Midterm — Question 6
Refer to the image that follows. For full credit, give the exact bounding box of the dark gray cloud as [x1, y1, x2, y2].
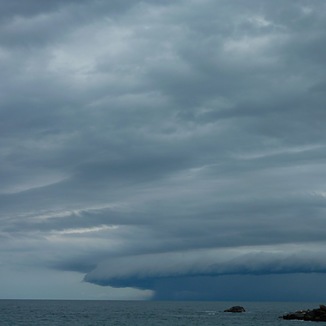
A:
[1, 0, 326, 300]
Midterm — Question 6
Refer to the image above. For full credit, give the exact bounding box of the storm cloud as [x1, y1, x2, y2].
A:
[1, 0, 326, 300]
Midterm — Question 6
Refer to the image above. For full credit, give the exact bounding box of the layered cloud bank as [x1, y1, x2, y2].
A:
[1, 0, 326, 300]
[85, 244, 326, 286]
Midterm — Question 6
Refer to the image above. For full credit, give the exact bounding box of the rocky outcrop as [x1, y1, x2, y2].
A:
[281, 305, 326, 322]
[224, 306, 245, 313]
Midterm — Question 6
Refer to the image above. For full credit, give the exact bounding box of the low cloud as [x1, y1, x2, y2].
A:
[84, 244, 326, 286]
[1, 0, 326, 300]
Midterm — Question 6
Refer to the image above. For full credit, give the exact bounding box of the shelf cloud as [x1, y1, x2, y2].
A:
[1, 0, 326, 300]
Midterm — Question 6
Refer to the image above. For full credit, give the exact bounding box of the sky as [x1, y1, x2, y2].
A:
[1, 0, 326, 301]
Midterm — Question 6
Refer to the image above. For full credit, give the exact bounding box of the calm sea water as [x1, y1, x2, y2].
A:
[0, 300, 323, 325]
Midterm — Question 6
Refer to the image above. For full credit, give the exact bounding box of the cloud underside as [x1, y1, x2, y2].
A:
[83, 244, 326, 290]
[1, 0, 326, 299]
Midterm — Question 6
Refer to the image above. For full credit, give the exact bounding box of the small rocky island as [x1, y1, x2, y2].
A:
[281, 304, 326, 322]
[224, 306, 246, 313]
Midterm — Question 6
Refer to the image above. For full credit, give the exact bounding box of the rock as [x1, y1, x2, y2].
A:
[281, 305, 326, 322]
[224, 306, 245, 313]
[320, 304, 326, 312]
[282, 311, 306, 320]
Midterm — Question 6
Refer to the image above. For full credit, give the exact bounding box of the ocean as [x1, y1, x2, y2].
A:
[0, 300, 323, 325]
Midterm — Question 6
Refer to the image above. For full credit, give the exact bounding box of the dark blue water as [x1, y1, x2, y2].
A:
[0, 300, 323, 325]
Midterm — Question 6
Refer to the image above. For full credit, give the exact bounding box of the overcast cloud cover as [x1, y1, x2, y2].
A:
[1, 0, 326, 301]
